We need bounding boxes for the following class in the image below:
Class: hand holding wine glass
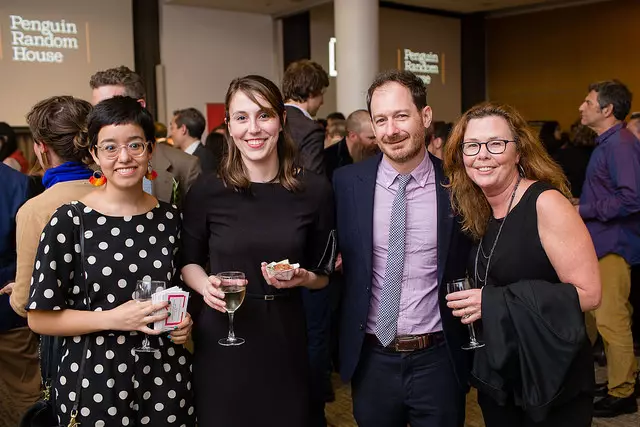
[133,279,166,353]
[218,271,247,347]
[445,278,485,350]
[201,274,227,313]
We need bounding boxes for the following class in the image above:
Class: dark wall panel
[132,0,161,117]
[282,12,311,70]
[461,13,486,111]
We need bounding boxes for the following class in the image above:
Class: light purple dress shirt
[367,152,442,336]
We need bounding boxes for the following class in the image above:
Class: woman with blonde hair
[443,102,601,426]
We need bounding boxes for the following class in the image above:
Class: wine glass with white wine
[217,271,246,346]
[446,278,485,350]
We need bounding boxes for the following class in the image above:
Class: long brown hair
[222,75,301,192]
[443,102,570,239]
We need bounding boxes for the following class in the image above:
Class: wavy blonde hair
[443,102,570,239]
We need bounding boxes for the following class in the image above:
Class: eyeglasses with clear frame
[461,139,515,156]
[97,141,149,160]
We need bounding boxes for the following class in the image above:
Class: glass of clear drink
[217,271,246,346]
[446,278,485,350]
[134,279,165,353]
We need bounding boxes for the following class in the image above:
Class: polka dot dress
[27,201,196,426]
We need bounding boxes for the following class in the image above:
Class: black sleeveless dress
[470,181,594,426]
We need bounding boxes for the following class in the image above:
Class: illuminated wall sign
[328,37,337,77]
[9,15,80,63]
[400,48,443,85]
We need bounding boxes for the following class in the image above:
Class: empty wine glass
[217,271,247,347]
[133,279,165,353]
[446,278,485,350]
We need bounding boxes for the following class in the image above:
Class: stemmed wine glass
[446,278,485,350]
[217,271,247,347]
[134,279,165,353]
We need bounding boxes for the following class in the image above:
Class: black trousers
[301,286,331,427]
[351,339,466,427]
[478,391,593,427]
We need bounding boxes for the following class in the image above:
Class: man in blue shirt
[577,80,640,417]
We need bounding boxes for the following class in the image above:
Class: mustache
[380,131,409,144]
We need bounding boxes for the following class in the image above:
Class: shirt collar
[379,150,432,189]
[285,103,314,120]
[184,140,201,155]
[596,123,624,145]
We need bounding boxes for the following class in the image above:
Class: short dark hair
[89,66,146,100]
[0,122,17,161]
[88,96,155,153]
[433,121,453,142]
[588,80,632,121]
[282,60,329,102]
[173,108,206,139]
[366,70,427,115]
[630,112,640,121]
[326,112,345,121]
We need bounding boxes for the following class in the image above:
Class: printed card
[151,286,190,332]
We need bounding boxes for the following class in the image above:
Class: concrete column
[334,0,379,115]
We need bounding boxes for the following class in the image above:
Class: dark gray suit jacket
[285,105,326,175]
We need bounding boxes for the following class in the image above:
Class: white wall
[160,5,279,126]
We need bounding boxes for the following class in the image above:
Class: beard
[379,130,424,164]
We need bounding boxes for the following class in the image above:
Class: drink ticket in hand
[151,286,190,332]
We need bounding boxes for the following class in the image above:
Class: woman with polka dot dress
[26,96,196,426]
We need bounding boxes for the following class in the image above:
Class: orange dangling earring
[89,170,106,187]
[145,162,157,181]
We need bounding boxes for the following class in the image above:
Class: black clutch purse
[311,230,338,277]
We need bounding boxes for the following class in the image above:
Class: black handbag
[20,204,91,427]
[311,229,338,277]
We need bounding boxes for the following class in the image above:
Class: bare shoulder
[536,188,573,217]
[535,187,582,233]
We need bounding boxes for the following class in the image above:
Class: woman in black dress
[27,96,195,426]
[181,75,334,427]
[442,103,601,426]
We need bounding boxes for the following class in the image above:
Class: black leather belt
[365,331,445,352]
[245,292,291,301]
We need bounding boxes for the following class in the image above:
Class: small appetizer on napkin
[265,259,300,281]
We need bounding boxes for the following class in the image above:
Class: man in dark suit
[283,59,329,175]
[90,66,201,207]
[333,70,471,427]
[170,107,217,172]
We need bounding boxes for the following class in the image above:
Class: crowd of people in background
[0,60,639,427]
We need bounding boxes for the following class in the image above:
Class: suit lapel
[432,154,453,285]
[152,145,173,203]
[354,155,380,282]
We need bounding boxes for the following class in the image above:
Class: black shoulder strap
[68,204,92,425]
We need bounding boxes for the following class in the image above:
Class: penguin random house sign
[399,48,444,85]
[6,14,81,63]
